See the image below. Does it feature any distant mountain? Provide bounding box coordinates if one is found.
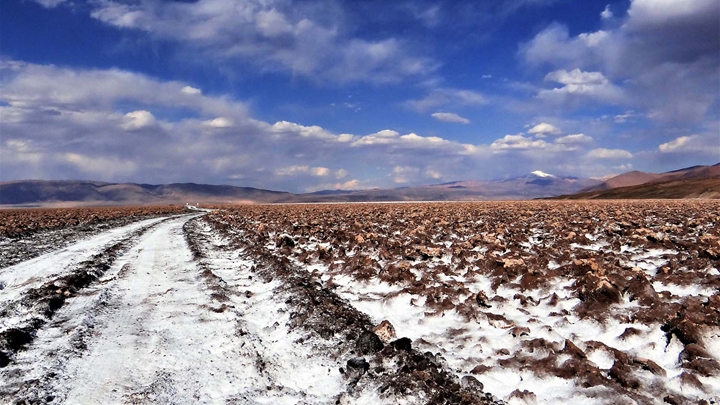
[0,180,291,206]
[0,172,603,206]
[581,163,720,193]
[292,172,602,202]
[552,163,720,200]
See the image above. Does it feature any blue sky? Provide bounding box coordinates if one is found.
[1,0,718,192]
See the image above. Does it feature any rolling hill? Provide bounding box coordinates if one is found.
[554,163,720,200]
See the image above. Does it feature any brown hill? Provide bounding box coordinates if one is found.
[552,177,720,200]
[582,163,720,193]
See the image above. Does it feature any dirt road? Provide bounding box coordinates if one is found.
[0,215,349,404]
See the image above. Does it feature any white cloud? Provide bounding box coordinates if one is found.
[352,130,399,146]
[122,110,156,130]
[614,111,635,123]
[203,117,234,128]
[658,134,720,154]
[181,86,202,95]
[425,169,442,179]
[33,0,66,8]
[491,134,548,150]
[601,5,613,19]
[539,69,623,104]
[545,69,606,86]
[520,0,719,123]
[0,61,631,192]
[587,148,633,159]
[527,122,561,135]
[272,121,346,142]
[431,112,470,124]
[310,167,330,176]
[88,0,436,84]
[555,133,593,144]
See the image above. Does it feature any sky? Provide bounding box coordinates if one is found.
[1,0,719,193]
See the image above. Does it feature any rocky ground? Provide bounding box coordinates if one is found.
[0,201,718,404]
[206,201,720,404]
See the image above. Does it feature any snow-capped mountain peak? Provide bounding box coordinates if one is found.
[530,170,556,178]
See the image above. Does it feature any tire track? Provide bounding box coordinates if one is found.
[0,217,178,370]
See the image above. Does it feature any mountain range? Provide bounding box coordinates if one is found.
[552,163,720,200]
[1,164,718,206]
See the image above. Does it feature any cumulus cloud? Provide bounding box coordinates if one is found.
[431,112,470,124]
[658,134,720,154]
[491,134,547,150]
[1,61,633,191]
[520,0,719,123]
[538,69,623,104]
[527,123,561,136]
[351,130,398,146]
[601,5,613,19]
[587,148,633,159]
[122,110,156,130]
[203,117,234,128]
[311,167,330,176]
[181,86,202,95]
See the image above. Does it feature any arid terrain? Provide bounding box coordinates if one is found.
[1,202,718,404]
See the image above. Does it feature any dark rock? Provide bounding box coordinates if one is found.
[356,330,384,355]
[391,337,412,352]
[347,357,370,374]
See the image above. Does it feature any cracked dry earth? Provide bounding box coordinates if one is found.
[0,202,718,405]
[0,209,497,405]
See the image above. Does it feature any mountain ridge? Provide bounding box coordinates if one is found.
[552,163,720,200]
[0,172,600,206]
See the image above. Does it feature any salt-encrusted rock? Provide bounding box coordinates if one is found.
[562,340,587,359]
[460,375,484,391]
[275,234,295,248]
[475,291,491,308]
[633,357,666,377]
[508,389,537,402]
[373,320,397,343]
